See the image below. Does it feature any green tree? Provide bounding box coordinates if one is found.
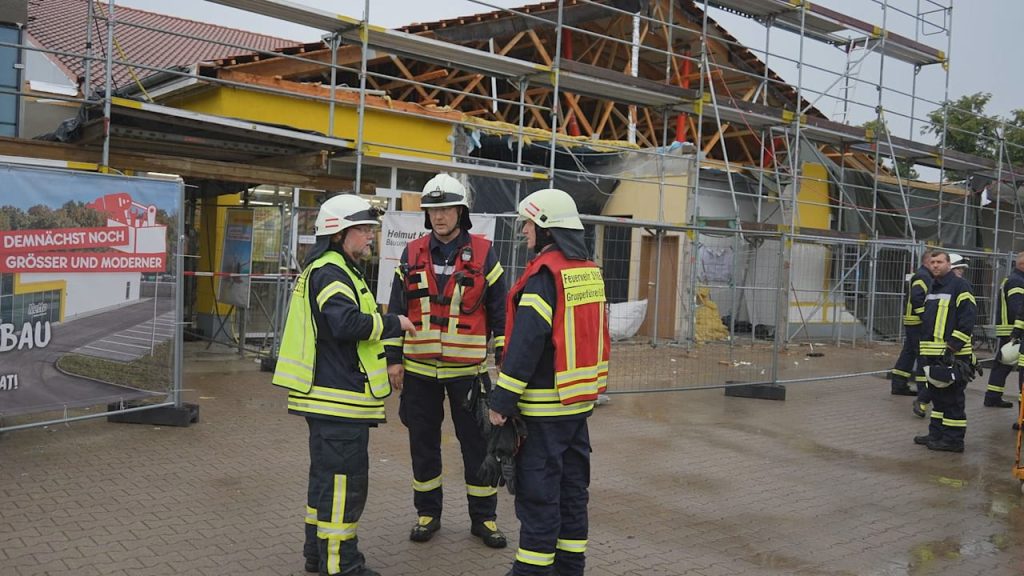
[862,119,919,180]
[921,92,1024,179]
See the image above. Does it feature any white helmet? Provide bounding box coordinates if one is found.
[421,173,472,231]
[518,188,584,230]
[949,253,969,270]
[999,340,1020,366]
[314,194,381,237]
[421,173,469,209]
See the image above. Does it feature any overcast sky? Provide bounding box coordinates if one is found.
[115,0,1020,144]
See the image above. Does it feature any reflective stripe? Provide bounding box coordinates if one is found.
[404,357,483,379]
[987,384,1005,393]
[369,313,383,341]
[951,330,971,344]
[497,372,528,394]
[519,398,595,417]
[381,337,404,347]
[521,388,560,402]
[317,521,357,540]
[287,397,386,420]
[493,335,506,348]
[486,261,504,286]
[305,385,386,406]
[931,410,944,420]
[1009,287,1024,296]
[317,280,357,309]
[555,539,587,554]
[956,292,975,307]
[466,484,498,498]
[305,505,317,526]
[519,293,553,325]
[278,356,314,373]
[326,474,347,573]
[515,548,555,567]
[413,474,443,492]
[432,263,455,276]
[933,298,949,344]
[942,417,967,428]
[891,369,912,378]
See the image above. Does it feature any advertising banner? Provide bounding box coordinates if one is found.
[376,211,496,304]
[0,163,181,418]
[218,208,254,309]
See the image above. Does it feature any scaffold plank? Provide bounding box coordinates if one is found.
[697,0,946,66]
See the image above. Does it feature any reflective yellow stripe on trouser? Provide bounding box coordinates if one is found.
[467,483,498,498]
[556,538,587,554]
[319,474,358,575]
[516,547,555,567]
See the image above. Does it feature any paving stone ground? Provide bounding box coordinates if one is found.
[2,343,1023,576]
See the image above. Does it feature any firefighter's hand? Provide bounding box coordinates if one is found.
[489,409,507,427]
[388,364,405,392]
[397,315,417,337]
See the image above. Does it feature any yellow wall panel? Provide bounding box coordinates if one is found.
[798,162,831,229]
[171,88,452,158]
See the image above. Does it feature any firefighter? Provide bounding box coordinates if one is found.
[892,249,932,398]
[272,194,416,576]
[912,250,978,453]
[488,188,610,576]
[385,173,509,548]
[988,252,1024,408]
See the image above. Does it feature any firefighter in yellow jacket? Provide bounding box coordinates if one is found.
[273,194,415,576]
[489,188,610,576]
[385,174,509,548]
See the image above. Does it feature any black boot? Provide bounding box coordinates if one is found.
[304,557,318,573]
[913,434,939,446]
[984,397,1014,408]
[409,516,441,542]
[926,438,964,453]
[470,520,508,548]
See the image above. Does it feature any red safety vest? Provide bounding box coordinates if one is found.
[403,234,491,364]
[506,247,610,406]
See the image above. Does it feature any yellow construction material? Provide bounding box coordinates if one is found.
[695,287,728,343]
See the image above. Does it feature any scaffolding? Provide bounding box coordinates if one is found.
[2,0,1023,390]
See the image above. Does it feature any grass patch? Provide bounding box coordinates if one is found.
[56,341,173,392]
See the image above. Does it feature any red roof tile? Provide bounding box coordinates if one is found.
[26,0,297,90]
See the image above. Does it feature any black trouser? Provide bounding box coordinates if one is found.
[928,378,967,444]
[987,335,1017,402]
[305,418,370,576]
[511,418,591,576]
[399,372,496,522]
[892,325,921,389]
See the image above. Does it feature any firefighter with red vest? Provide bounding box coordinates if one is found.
[273,194,416,576]
[488,188,610,576]
[385,173,509,548]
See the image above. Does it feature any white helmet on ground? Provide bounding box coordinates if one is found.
[315,194,382,237]
[517,188,584,230]
[999,339,1020,366]
[421,173,472,230]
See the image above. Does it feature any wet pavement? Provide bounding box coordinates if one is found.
[1,344,1022,575]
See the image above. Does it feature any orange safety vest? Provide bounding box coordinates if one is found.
[506,248,610,406]
[403,234,491,364]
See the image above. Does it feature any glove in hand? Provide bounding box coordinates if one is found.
[477,414,527,495]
